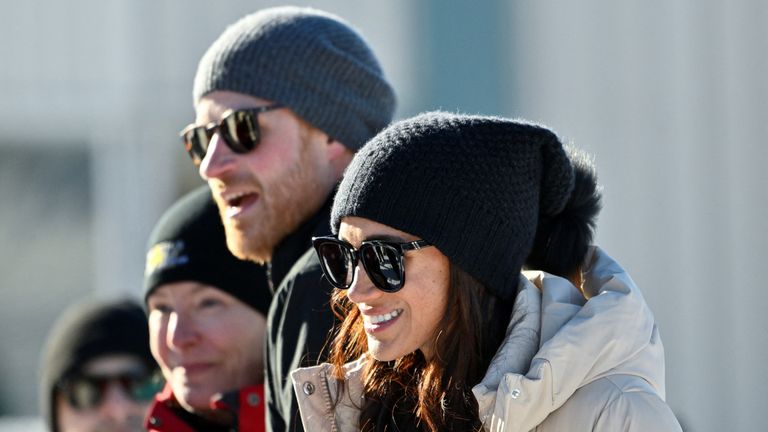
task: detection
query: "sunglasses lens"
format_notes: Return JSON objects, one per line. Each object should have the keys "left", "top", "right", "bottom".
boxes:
{"left": 221, "top": 110, "right": 259, "bottom": 153}
{"left": 183, "top": 127, "right": 211, "bottom": 165}
{"left": 65, "top": 378, "right": 103, "bottom": 410}
{"left": 317, "top": 241, "right": 354, "bottom": 288}
{"left": 63, "top": 371, "right": 162, "bottom": 410}
{"left": 361, "top": 244, "right": 403, "bottom": 292}
{"left": 127, "top": 372, "right": 165, "bottom": 402}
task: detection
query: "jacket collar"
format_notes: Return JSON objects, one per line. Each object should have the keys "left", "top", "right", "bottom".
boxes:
{"left": 145, "top": 383, "right": 265, "bottom": 432}
{"left": 291, "top": 356, "right": 367, "bottom": 431}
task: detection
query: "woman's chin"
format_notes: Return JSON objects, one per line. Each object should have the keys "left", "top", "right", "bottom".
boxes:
{"left": 367, "top": 342, "right": 415, "bottom": 362}
{"left": 175, "top": 387, "right": 216, "bottom": 413}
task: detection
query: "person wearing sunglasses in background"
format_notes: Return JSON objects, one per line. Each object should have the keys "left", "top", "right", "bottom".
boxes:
{"left": 182, "top": 6, "right": 396, "bottom": 432}
{"left": 293, "top": 112, "right": 682, "bottom": 431}
{"left": 143, "top": 186, "right": 272, "bottom": 431}
{"left": 39, "top": 298, "right": 162, "bottom": 432}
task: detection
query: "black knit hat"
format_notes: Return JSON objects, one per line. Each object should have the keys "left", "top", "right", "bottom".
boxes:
{"left": 39, "top": 299, "right": 153, "bottom": 432}
{"left": 143, "top": 185, "right": 271, "bottom": 315}
{"left": 331, "top": 112, "right": 575, "bottom": 301}
{"left": 193, "top": 6, "right": 396, "bottom": 150}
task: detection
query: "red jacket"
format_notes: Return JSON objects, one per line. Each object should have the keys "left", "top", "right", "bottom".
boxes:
{"left": 145, "top": 383, "right": 265, "bottom": 432}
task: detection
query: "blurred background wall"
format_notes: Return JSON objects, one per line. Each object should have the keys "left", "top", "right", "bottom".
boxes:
{"left": 1, "top": 1, "right": 765, "bottom": 431}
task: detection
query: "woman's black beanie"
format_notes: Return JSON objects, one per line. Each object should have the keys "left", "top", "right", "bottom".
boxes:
{"left": 525, "top": 145, "right": 602, "bottom": 277}
{"left": 143, "top": 185, "right": 271, "bottom": 315}
{"left": 331, "top": 111, "right": 575, "bottom": 301}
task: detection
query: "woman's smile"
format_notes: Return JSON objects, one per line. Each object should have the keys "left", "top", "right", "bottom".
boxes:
{"left": 362, "top": 308, "right": 403, "bottom": 332}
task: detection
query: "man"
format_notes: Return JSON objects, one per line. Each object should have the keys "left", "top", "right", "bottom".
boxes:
{"left": 143, "top": 185, "right": 271, "bottom": 431}
{"left": 181, "top": 6, "right": 396, "bottom": 431}
{"left": 39, "top": 298, "right": 162, "bottom": 432}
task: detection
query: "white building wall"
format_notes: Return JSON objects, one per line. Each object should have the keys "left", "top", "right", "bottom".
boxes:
{"left": 507, "top": 1, "right": 768, "bottom": 430}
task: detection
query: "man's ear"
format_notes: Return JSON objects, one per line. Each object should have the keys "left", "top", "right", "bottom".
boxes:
{"left": 326, "top": 138, "right": 354, "bottom": 177}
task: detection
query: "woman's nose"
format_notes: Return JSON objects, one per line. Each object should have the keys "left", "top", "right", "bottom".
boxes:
{"left": 167, "top": 311, "right": 199, "bottom": 351}
{"left": 346, "top": 263, "right": 383, "bottom": 304}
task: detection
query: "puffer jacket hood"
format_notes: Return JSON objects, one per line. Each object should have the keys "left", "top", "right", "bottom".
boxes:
{"left": 473, "top": 246, "right": 676, "bottom": 431}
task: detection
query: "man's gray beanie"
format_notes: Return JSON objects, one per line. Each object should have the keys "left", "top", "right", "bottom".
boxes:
{"left": 193, "top": 6, "right": 397, "bottom": 150}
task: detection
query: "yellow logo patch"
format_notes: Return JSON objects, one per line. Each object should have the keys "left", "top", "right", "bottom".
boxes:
{"left": 145, "top": 241, "right": 189, "bottom": 276}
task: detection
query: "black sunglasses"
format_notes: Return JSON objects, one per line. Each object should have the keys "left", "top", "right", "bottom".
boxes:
{"left": 312, "top": 236, "right": 432, "bottom": 293}
{"left": 58, "top": 370, "right": 164, "bottom": 411}
{"left": 179, "top": 104, "right": 284, "bottom": 166}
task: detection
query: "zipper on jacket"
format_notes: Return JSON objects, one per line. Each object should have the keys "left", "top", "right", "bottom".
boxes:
{"left": 319, "top": 369, "right": 340, "bottom": 432}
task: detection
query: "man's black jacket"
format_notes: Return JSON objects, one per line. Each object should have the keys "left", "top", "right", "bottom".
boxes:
{"left": 265, "top": 198, "right": 337, "bottom": 432}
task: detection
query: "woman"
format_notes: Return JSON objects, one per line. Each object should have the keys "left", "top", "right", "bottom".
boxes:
{"left": 291, "top": 112, "right": 681, "bottom": 431}
{"left": 143, "top": 186, "right": 271, "bottom": 431}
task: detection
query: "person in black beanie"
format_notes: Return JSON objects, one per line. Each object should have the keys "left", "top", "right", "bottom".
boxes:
{"left": 143, "top": 185, "right": 271, "bottom": 432}
{"left": 291, "top": 112, "right": 682, "bottom": 431}
{"left": 40, "top": 298, "right": 161, "bottom": 432}
{"left": 181, "top": 7, "right": 396, "bottom": 432}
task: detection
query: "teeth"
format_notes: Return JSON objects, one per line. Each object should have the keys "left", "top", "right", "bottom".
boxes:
{"left": 369, "top": 309, "right": 401, "bottom": 324}
{"left": 225, "top": 206, "right": 240, "bottom": 218}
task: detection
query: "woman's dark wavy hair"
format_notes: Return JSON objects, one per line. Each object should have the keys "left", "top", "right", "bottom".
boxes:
{"left": 327, "top": 145, "right": 601, "bottom": 431}
{"left": 328, "top": 264, "right": 512, "bottom": 431}
{"left": 525, "top": 144, "right": 603, "bottom": 277}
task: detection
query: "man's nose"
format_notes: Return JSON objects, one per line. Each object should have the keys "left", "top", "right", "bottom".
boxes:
{"left": 199, "top": 133, "right": 237, "bottom": 180}
{"left": 97, "top": 382, "right": 135, "bottom": 422}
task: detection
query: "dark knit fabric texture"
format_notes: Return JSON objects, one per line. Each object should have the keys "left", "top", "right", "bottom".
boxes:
{"left": 331, "top": 112, "right": 575, "bottom": 301}
{"left": 143, "top": 185, "right": 271, "bottom": 315}
{"left": 40, "top": 299, "right": 153, "bottom": 432}
{"left": 193, "top": 6, "right": 396, "bottom": 150}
